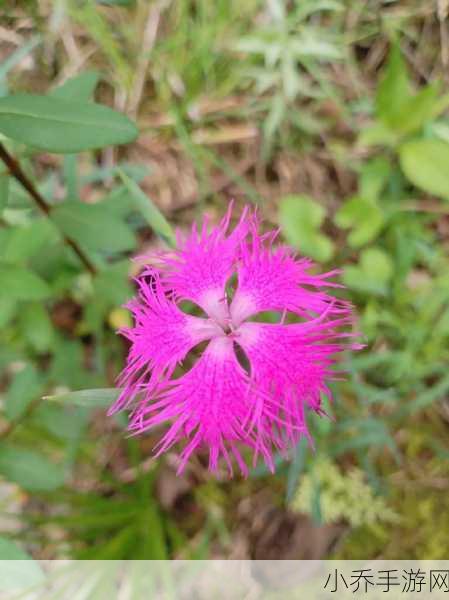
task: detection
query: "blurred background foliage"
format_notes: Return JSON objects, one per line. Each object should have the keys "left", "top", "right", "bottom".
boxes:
{"left": 0, "top": 0, "right": 449, "bottom": 563}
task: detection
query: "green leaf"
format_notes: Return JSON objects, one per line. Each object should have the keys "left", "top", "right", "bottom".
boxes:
{"left": 0, "top": 94, "right": 138, "bottom": 153}
{"left": 359, "top": 157, "right": 391, "bottom": 200}
{"left": 430, "top": 91, "right": 449, "bottom": 119}
{"left": 51, "top": 201, "right": 137, "bottom": 253}
{"left": 49, "top": 339, "right": 101, "bottom": 390}
{"left": 335, "top": 196, "right": 384, "bottom": 247}
{"left": 93, "top": 261, "right": 132, "bottom": 306}
{"left": 290, "top": 38, "right": 342, "bottom": 60}
{"left": 279, "top": 195, "right": 334, "bottom": 262}
{"left": 430, "top": 119, "right": 449, "bottom": 144}
{"left": 286, "top": 437, "right": 307, "bottom": 503}
{"left": 358, "top": 123, "right": 398, "bottom": 148}
{"left": 51, "top": 73, "right": 101, "bottom": 200}
{"left": 310, "top": 478, "right": 323, "bottom": 525}
{"left": 33, "top": 404, "right": 90, "bottom": 441}
{"left": 393, "top": 84, "right": 440, "bottom": 134}
{"left": 0, "top": 446, "right": 65, "bottom": 491}
{"left": 0, "top": 265, "right": 50, "bottom": 300}
{"left": 0, "top": 537, "right": 44, "bottom": 591}
{"left": 102, "top": 185, "right": 136, "bottom": 218}
{"left": 399, "top": 139, "right": 449, "bottom": 201}
{"left": 5, "top": 364, "right": 43, "bottom": 421}
{"left": 343, "top": 247, "right": 394, "bottom": 296}
{"left": 0, "top": 296, "right": 16, "bottom": 328}
{"left": 82, "top": 163, "right": 148, "bottom": 186}
{"left": 51, "top": 71, "right": 100, "bottom": 102}
{"left": 18, "top": 303, "right": 54, "bottom": 353}
{"left": 3, "top": 219, "right": 57, "bottom": 264}
{"left": 263, "top": 95, "right": 285, "bottom": 154}
{"left": 376, "top": 44, "right": 440, "bottom": 135}
{"left": 376, "top": 44, "right": 410, "bottom": 125}
{"left": 45, "top": 387, "right": 121, "bottom": 408}
{"left": 118, "top": 170, "right": 175, "bottom": 246}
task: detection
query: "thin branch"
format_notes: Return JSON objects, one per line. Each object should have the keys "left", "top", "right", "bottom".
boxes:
{"left": 0, "top": 142, "right": 97, "bottom": 275}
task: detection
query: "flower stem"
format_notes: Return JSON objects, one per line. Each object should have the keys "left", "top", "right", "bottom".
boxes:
{"left": 0, "top": 142, "right": 97, "bottom": 275}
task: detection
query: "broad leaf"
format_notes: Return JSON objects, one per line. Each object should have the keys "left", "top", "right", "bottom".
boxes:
{"left": 358, "top": 123, "right": 397, "bottom": 148}
{"left": 0, "top": 296, "right": 16, "bottom": 328}
{"left": 393, "top": 84, "right": 440, "bottom": 134}
{"left": 359, "top": 157, "right": 391, "bottom": 201}
{"left": 430, "top": 119, "right": 449, "bottom": 144}
{"left": 0, "top": 446, "right": 65, "bottom": 491}
{"left": 18, "top": 303, "right": 54, "bottom": 353}
{"left": 3, "top": 219, "right": 57, "bottom": 264}
{"left": 33, "top": 404, "right": 90, "bottom": 441}
{"left": 279, "top": 194, "right": 333, "bottom": 262}
{"left": 93, "top": 261, "right": 133, "bottom": 306}
{"left": 376, "top": 44, "right": 410, "bottom": 125}
{"left": 5, "top": 364, "right": 43, "bottom": 421}
{"left": 0, "top": 264, "right": 50, "bottom": 300}
{"left": 51, "top": 71, "right": 100, "bottom": 102}
{"left": 343, "top": 247, "right": 393, "bottom": 296}
{"left": 51, "top": 201, "right": 137, "bottom": 253}
{"left": 335, "top": 196, "right": 384, "bottom": 247}
{"left": 0, "top": 94, "right": 138, "bottom": 153}
{"left": 399, "top": 139, "right": 449, "bottom": 201}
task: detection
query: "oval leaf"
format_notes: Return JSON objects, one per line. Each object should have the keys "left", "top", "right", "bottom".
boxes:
{"left": 279, "top": 194, "right": 333, "bottom": 262}
{"left": 400, "top": 139, "right": 449, "bottom": 201}
{"left": 51, "top": 201, "right": 136, "bottom": 253}
{"left": 51, "top": 71, "right": 100, "bottom": 102}
{"left": 5, "top": 364, "right": 43, "bottom": 421}
{"left": 0, "top": 94, "right": 138, "bottom": 153}
{"left": 0, "top": 446, "right": 65, "bottom": 491}
{"left": 0, "top": 265, "right": 50, "bottom": 300}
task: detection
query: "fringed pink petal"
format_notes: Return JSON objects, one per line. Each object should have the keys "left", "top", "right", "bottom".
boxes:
{"left": 230, "top": 218, "right": 347, "bottom": 325}
{"left": 145, "top": 204, "right": 250, "bottom": 323}
{"left": 128, "top": 336, "right": 265, "bottom": 477}
{"left": 235, "top": 315, "right": 359, "bottom": 448}
{"left": 108, "top": 274, "right": 221, "bottom": 416}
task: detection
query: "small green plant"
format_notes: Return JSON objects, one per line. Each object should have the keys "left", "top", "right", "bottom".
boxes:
{"left": 291, "top": 457, "right": 397, "bottom": 528}
{"left": 236, "top": 0, "right": 344, "bottom": 155}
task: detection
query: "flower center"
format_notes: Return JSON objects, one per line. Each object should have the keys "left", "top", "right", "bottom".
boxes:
{"left": 200, "top": 287, "right": 256, "bottom": 339}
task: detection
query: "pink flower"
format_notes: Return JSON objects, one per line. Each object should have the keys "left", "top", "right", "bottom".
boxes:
{"left": 109, "top": 205, "right": 360, "bottom": 476}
